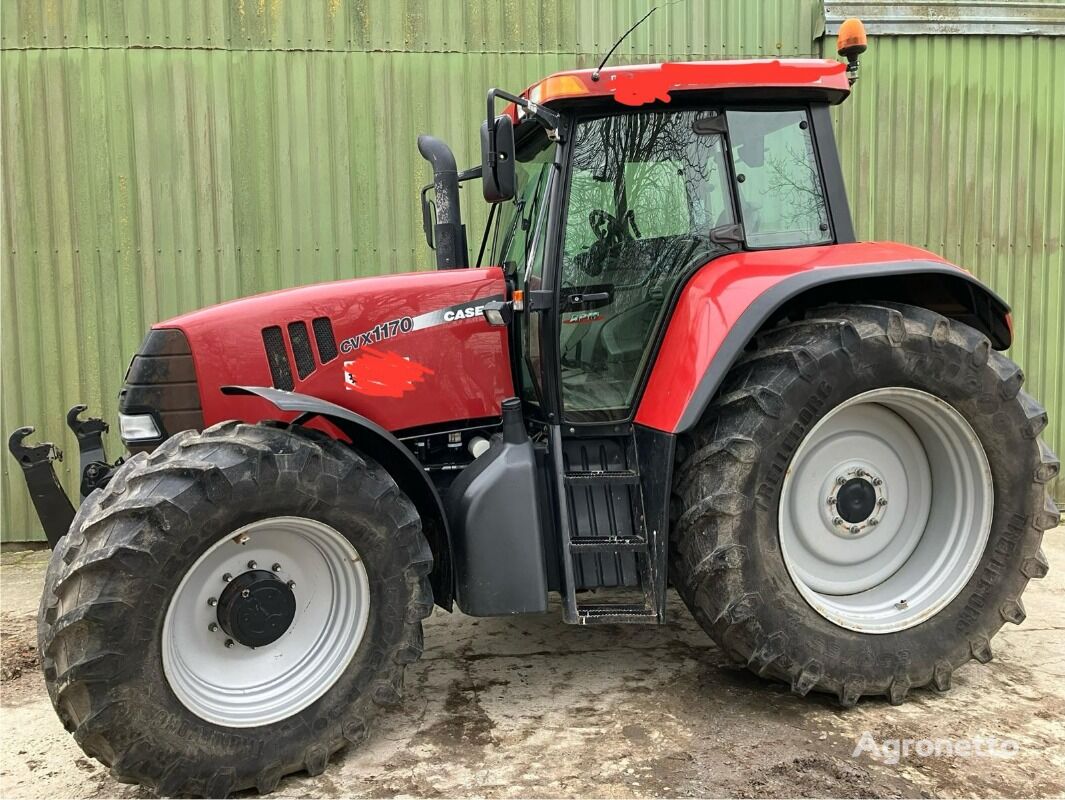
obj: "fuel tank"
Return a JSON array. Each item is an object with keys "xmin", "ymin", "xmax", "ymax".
[{"xmin": 149, "ymin": 267, "xmax": 513, "ymax": 433}]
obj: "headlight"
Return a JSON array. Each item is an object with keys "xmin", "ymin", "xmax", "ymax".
[{"xmin": 119, "ymin": 412, "xmax": 161, "ymax": 441}]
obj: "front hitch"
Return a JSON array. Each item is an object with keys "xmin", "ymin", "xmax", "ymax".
[
  {"xmin": 67, "ymin": 404, "xmax": 119, "ymax": 498},
  {"xmin": 7, "ymin": 426, "xmax": 76, "ymax": 548},
  {"xmin": 7, "ymin": 404, "xmax": 124, "ymax": 548}
]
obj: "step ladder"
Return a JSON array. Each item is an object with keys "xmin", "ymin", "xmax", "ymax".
[{"xmin": 551, "ymin": 427, "xmax": 670, "ymax": 625}]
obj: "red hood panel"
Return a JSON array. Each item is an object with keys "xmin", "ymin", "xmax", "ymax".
[{"xmin": 158, "ymin": 267, "xmax": 514, "ymax": 432}]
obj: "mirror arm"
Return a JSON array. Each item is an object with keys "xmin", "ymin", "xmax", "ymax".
[
  {"xmin": 486, "ymin": 88, "xmax": 563, "ymax": 155},
  {"xmin": 458, "ymin": 165, "xmax": 482, "ymax": 182}
]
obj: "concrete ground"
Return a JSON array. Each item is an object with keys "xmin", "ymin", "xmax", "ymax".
[{"xmin": 1, "ymin": 530, "xmax": 1063, "ymax": 799}]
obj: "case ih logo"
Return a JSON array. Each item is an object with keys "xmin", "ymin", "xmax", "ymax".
[{"xmin": 338, "ymin": 295, "xmax": 503, "ymax": 354}]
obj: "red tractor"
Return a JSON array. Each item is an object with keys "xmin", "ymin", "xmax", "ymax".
[{"xmin": 9, "ymin": 23, "xmax": 1059, "ymax": 797}]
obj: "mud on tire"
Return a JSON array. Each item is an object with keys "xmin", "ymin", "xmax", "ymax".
[
  {"xmin": 670, "ymin": 302, "xmax": 1059, "ymax": 705},
  {"xmin": 38, "ymin": 421, "xmax": 433, "ymax": 796}
]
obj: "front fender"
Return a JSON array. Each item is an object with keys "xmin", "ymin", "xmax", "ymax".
[
  {"xmin": 221, "ymin": 385, "xmax": 454, "ymax": 609},
  {"xmin": 635, "ymin": 242, "xmax": 1011, "ymax": 434}
]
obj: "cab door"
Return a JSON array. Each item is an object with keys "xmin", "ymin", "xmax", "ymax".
[{"xmin": 555, "ymin": 109, "xmax": 738, "ymax": 422}]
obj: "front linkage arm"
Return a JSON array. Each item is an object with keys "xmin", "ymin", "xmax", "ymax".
[{"xmin": 7, "ymin": 405, "xmax": 123, "ymax": 548}]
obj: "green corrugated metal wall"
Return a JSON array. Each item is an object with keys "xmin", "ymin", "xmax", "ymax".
[{"xmin": 1, "ymin": 1, "xmax": 1061, "ymax": 541}]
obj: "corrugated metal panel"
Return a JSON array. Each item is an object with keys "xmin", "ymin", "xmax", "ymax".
[
  {"xmin": 0, "ymin": 0, "xmax": 825, "ymax": 541},
  {"xmin": 825, "ymin": 2, "xmax": 1065, "ymax": 36},
  {"xmin": 2, "ymin": 3, "xmax": 1062, "ymax": 540},
  {"xmin": 1, "ymin": 0, "xmax": 824, "ymax": 55},
  {"xmin": 829, "ymin": 34, "xmax": 1064, "ymax": 503},
  {"xmin": 0, "ymin": 47, "xmax": 563, "ymax": 541}
]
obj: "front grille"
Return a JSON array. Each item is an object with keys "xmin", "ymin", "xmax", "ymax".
[
  {"xmin": 287, "ymin": 321, "xmax": 316, "ymax": 380},
  {"xmin": 262, "ymin": 326, "xmax": 294, "ymax": 390},
  {"xmin": 119, "ymin": 328, "xmax": 205, "ymax": 453},
  {"xmin": 313, "ymin": 316, "xmax": 338, "ymax": 362}
]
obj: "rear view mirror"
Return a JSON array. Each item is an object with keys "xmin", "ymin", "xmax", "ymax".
[{"xmin": 481, "ymin": 115, "xmax": 516, "ymax": 203}]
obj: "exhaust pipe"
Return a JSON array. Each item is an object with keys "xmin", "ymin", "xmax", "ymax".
[{"xmin": 417, "ymin": 135, "xmax": 469, "ymax": 269}]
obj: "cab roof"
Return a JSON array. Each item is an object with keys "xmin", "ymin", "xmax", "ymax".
[{"xmin": 521, "ymin": 58, "xmax": 851, "ymax": 109}]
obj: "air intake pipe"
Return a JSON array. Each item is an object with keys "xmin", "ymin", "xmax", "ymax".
[{"xmin": 417, "ymin": 135, "xmax": 469, "ymax": 269}]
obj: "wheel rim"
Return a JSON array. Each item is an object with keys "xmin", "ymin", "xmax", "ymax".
[
  {"xmin": 162, "ymin": 516, "xmax": 370, "ymax": 727},
  {"xmin": 778, "ymin": 388, "xmax": 993, "ymax": 634}
]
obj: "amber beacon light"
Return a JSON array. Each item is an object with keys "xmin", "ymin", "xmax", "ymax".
[{"xmin": 836, "ymin": 17, "xmax": 868, "ymax": 85}]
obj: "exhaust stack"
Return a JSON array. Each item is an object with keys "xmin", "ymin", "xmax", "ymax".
[{"xmin": 417, "ymin": 135, "xmax": 469, "ymax": 269}]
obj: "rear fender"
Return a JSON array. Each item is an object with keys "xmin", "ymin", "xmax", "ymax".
[
  {"xmin": 635, "ymin": 254, "xmax": 1011, "ymax": 434},
  {"xmin": 222, "ymin": 385, "xmax": 454, "ymax": 609}
]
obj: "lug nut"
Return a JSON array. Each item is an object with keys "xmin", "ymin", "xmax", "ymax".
[
  {"xmin": 850, "ymin": 525, "xmax": 861, "ymax": 535},
  {"xmin": 855, "ymin": 468, "xmax": 865, "ymax": 477},
  {"xmin": 836, "ymin": 476, "xmax": 846, "ymax": 485},
  {"xmin": 873, "ymin": 478, "xmax": 883, "ymax": 486},
  {"xmin": 208, "ymin": 622, "xmax": 218, "ymax": 632},
  {"xmin": 247, "ymin": 560, "xmax": 257, "ymax": 569},
  {"xmin": 827, "ymin": 497, "xmax": 836, "ymax": 505},
  {"xmin": 272, "ymin": 563, "xmax": 282, "ymax": 573},
  {"xmin": 224, "ymin": 638, "xmax": 235, "ymax": 648},
  {"xmin": 833, "ymin": 517, "xmax": 843, "ymax": 525},
  {"xmin": 878, "ymin": 498, "xmax": 888, "ymax": 507},
  {"xmin": 222, "ymin": 572, "xmax": 233, "ymax": 582},
  {"xmin": 207, "ymin": 597, "xmax": 218, "ymax": 607},
  {"xmin": 241, "ymin": 588, "xmax": 251, "ymax": 598},
  {"xmin": 869, "ymin": 518, "xmax": 879, "ymax": 526},
  {"xmin": 287, "ymin": 580, "xmax": 296, "ymax": 589}
]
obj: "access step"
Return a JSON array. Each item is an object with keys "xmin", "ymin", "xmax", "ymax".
[
  {"xmin": 575, "ymin": 603, "xmax": 658, "ymax": 625},
  {"xmin": 563, "ymin": 470, "xmax": 640, "ymax": 485},
  {"xmin": 569, "ymin": 536, "xmax": 646, "ymax": 552}
]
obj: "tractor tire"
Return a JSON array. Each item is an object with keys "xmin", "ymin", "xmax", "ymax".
[
  {"xmin": 38, "ymin": 421, "xmax": 433, "ymax": 796},
  {"xmin": 671, "ymin": 302, "xmax": 1059, "ymax": 706}
]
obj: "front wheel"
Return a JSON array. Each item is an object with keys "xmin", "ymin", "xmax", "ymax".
[
  {"xmin": 671, "ymin": 303, "xmax": 1059, "ymax": 705},
  {"xmin": 38, "ymin": 421, "xmax": 433, "ymax": 796}
]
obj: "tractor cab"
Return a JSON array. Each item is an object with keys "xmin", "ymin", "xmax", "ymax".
[{"xmin": 416, "ymin": 59, "xmax": 859, "ymax": 623}]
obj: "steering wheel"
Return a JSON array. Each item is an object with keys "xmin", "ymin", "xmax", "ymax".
[
  {"xmin": 589, "ymin": 209, "xmax": 639, "ymax": 244},
  {"xmin": 578, "ymin": 209, "xmax": 639, "ymax": 277}
]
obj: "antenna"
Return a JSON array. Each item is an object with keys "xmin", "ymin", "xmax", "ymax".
[{"xmin": 591, "ymin": 6, "xmax": 658, "ymax": 82}]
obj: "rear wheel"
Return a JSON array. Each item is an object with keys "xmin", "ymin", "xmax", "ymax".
[
  {"xmin": 38, "ymin": 421, "xmax": 433, "ymax": 796},
  {"xmin": 671, "ymin": 303, "xmax": 1059, "ymax": 705}
]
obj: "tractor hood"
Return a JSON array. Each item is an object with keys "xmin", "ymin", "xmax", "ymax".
[{"xmin": 126, "ymin": 267, "xmax": 514, "ymax": 441}]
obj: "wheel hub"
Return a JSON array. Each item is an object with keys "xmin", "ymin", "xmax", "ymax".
[
  {"xmin": 216, "ymin": 569, "xmax": 296, "ymax": 648},
  {"xmin": 823, "ymin": 464, "xmax": 888, "ymax": 538},
  {"xmin": 836, "ymin": 477, "xmax": 876, "ymax": 523}
]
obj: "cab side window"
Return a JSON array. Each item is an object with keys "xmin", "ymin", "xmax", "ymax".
[{"xmin": 726, "ymin": 109, "xmax": 831, "ymax": 248}]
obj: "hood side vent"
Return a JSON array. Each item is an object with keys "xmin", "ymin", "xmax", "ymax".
[
  {"xmin": 313, "ymin": 316, "xmax": 338, "ymax": 363},
  {"xmin": 287, "ymin": 321, "xmax": 316, "ymax": 380},
  {"xmin": 262, "ymin": 326, "xmax": 294, "ymax": 391}
]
